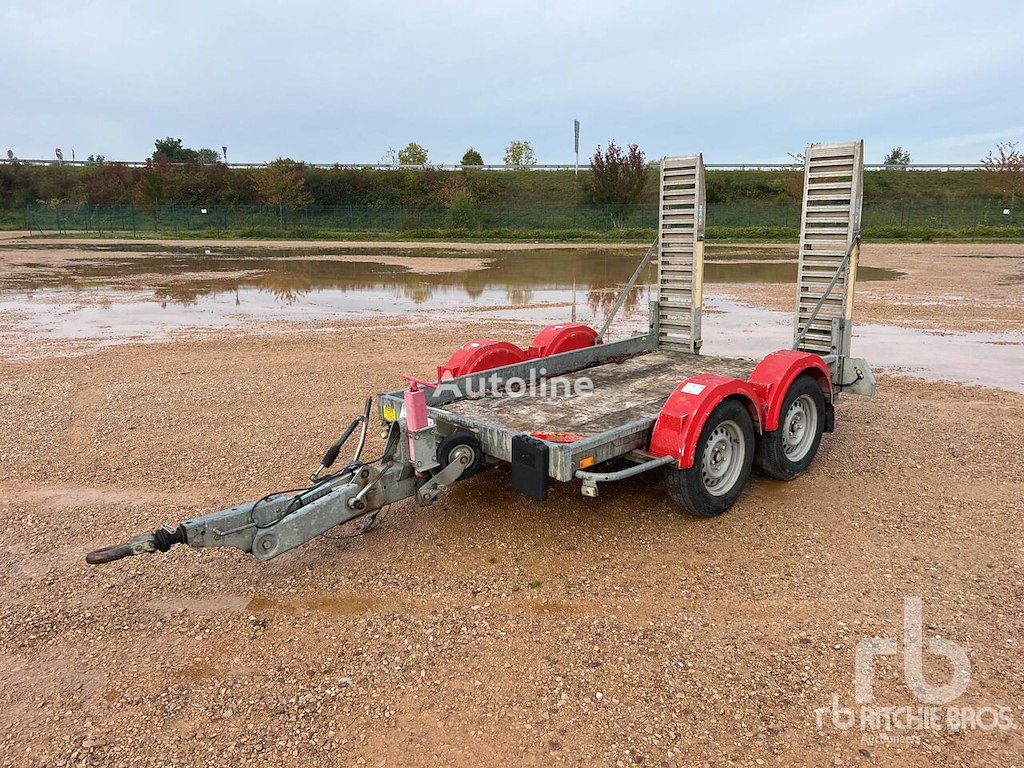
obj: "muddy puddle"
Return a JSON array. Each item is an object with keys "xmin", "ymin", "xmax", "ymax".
[
  {"xmin": 701, "ymin": 296, "xmax": 1024, "ymax": 393},
  {"xmin": 0, "ymin": 243, "xmax": 898, "ymax": 336},
  {"xmin": 1, "ymin": 243, "xmax": 1019, "ymax": 392}
]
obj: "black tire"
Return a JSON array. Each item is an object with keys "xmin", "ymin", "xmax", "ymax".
[
  {"xmin": 754, "ymin": 374, "xmax": 826, "ymax": 480},
  {"xmin": 664, "ymin": 398, "xmax": 755, "ymax": 517},
  {"xmin": 435, "ymin": 432, "xmax": 485, "ymax": 480}
]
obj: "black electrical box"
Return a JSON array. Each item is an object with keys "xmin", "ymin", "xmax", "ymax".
[{"xmin": 511, "ymin": 435, "xmax": 549, "ymax": 501}]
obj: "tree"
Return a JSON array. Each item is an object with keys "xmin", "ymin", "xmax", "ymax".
[
  {"xmin": 503, "ymin": 140, "xmax": 535, "ymax": 168},
  {"xmin": 981, "ymin": 141, "xmax": 1024, "ymax": 205},
  {"xmin": 152, "ymin": 137, "xmax": 196, "ymax": 163},
  {"xmin": 461, "ymin": 147, "xmax": 483, "ymax": 167},
  {"xmin": 37, "ymin": 197, "xmax": 68, "ymax": 234},
  {"xmin": 85, "ymin": 155, "xmax": 106, "ymax": 165},
  {"xmin": 589, "ymin": 141, "xmax": 648, "ymax": 211},
  {"xmin": 151, "ymin": 137, "xmax": 221, "ymax": 164},
  {"xmin": 883, "ymin": 146, "xmax": 911, "ymax": 169},
  {"xmin": 444, "ymin": 189, "xmax": 478, "ymax": 230},
  {"xmin": 397, "ymin": 142, "xmax": 428, "ymax": 166},
  {"xmin": 84, "ymin": 162, "xmax": 134, "ymax": 204},
  {"xmin": 195, "ymin": 148, "xmax": 221, "ymax": 164},
  {"xmin": 253, "ymin": 158, "xmax": 313, "ymax": 228},
  {"xmin": 136, "ymin": 164, "xmax": 169, "ymax": 231}
]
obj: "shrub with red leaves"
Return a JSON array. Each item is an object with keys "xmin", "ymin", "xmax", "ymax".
[{"xmin": 589, "ymin": 141, "xmax": 648, "ymax": 206}]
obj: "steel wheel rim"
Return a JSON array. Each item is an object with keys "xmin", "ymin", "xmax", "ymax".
[
  {"xmin": 700, "ymin": 419, "xmax": 745, "ymax": 497},
  {"xmin": 449, "ymin": 445, "xmax": 476, "ymax": 473},
  {"xmin": 782, "ymin": 394, "xmax": 817, "ymax": 462}
]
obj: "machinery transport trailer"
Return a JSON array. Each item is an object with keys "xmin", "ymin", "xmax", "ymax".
[{"xmin": 87, "ymin": 140, "xmax": 876, "ymax": 565}]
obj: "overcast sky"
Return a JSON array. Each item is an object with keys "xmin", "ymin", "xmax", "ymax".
[{"xmin": 2, "ymin": 1, "xmax": 1022, "ymax": 165}]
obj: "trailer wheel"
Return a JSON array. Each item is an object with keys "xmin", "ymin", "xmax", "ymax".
[
  {"xmin": 435, "ymin": 432, "xmax": 485, "ymax": 480},
  {"xmin": 754, "ymin": 374, "xmax": 825, "ymax": 480},
  {"xmin": 664, "ymin": 399, "xmax": 754, "ymax": 517}
]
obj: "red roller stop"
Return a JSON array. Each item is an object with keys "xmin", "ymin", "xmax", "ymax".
[
  {"xmin": 437, "ymin": 339, "xmax": 529, "ymax": 380},
  {"xmin": 528, "ymin": 323, "xmax": 599, "ymax": 358}
]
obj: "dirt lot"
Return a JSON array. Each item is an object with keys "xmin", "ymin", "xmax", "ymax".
[{"xmin": 0, "ymin": 240, "xmax": 1022, "ymax": 767}]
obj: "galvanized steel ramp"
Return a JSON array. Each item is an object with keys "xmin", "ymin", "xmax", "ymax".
[
  {"xmin": 793, "ymin": 140, "xmax": 864, "ymax": 357},
  {"xmin": 657, "ymin": 154, "xmax": 706, "ymax": 353}
]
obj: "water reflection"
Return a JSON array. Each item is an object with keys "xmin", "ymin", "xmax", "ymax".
[
  {"xmin": 2, "ymin": 244, "xmax": 1017, "ymax": 394},
  {"xmin": 0, "ymin": 245, "xmax": 902, "ymax": 345},
  {"xmin": 1, "ymin": 245, "xmax": 900, "ymax": 311},
  {"xmin": 588, "ymin": 284, "xmax": 645, "ymax": 316}
]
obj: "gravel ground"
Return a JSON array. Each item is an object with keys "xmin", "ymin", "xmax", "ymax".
[{"xmin": 1, "ymin": 243, "xmax": 1023, "ymax": 767}]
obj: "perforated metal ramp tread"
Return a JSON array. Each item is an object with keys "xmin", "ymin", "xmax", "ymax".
[
  {"xmin": 657, "ymin": 154, "xmax": 706, "ymax": 354},
  {"xmin": 794, "ymin": 140, "xmax": 864, "ymax": 356}
]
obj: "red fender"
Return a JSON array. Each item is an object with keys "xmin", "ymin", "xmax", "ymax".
[
  {"xmin": 528, "ymin": 323, "xmax": 599, "ymax": 358},
  {"xmin": 747, "ymin": 350, "xmax": 832, "ymax": 432},
  {"xmin": 649, "ymin": 374, "xmax": 763, "ymax": 469},
  {"xmin": 437, "ymin": 339, "xmax": 529, "ymax": 380}
]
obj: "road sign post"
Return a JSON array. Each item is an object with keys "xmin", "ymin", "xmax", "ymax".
[{"xmin": 574, "ymin": 119, "xmax": 580, "ymax": 178}]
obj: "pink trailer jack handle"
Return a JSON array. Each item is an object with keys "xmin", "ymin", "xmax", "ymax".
[{"xmin": 402, "ymin": 376, "xmax": 435, "ymax": 476}]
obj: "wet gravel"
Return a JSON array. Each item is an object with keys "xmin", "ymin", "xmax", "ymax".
[{"xmin": 1, "ymin": 269, "xmax": 1023, "ymax": 766}]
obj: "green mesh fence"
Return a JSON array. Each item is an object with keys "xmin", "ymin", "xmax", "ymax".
[{"xmin": 22, "ymin": 200, "xmax": 1021, "ymax": 238}]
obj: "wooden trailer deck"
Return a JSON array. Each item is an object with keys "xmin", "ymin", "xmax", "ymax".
[{"xmin": 439, "ymin": 350, "xmax": 757, "ymax": 439}]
